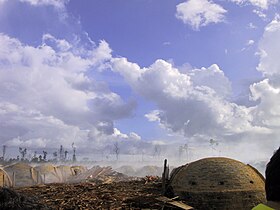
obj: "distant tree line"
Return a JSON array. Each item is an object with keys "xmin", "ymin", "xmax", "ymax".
[{"xmin": 0, "ymin": 143, "xmax": 77, "ymax": 164}]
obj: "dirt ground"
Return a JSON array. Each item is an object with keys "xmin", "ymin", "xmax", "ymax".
[{"xmin": 11, "ymin": 178, "xmax": 171, "ymax": 209}]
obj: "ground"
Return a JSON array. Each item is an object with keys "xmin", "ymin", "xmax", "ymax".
[{"xmin": 1, "ymin": 178, "xmax": 180, "ymax": 209}]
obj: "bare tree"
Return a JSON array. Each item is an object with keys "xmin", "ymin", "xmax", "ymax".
[
  {"xmin": 183, "ymin": 143, "xmax": 189, "ymax": 161},
  {"xmin": 19, "ymin": 147, "xmax": 27, "ymax": 161},
  {"xmin": 209, "ymin": 138, "xmax": 219, "ymax": 155},
  {"xmin": 33, "ymin": 151, "xmax": 37, "ymax": 159},
  {"xmin": 59, "ymin": 145, "xmax": 64, "ymax": 161},
  {"xmin": 178, "ymin": 145, "xmax": 183, "ymax": 161},
  {"xmin": 153, "ymin": 144, "xmax": 161, "ymax": 158},
  {"xmin": 178, "ymin": 144, "xmax": 190, "ymax": 161},
  {"xmin": 53, "ymin": 151, "xmax": 58, "ymax": 161},
  {"xmin": 113, "ymin": 142, "xmax": 120, "ymax": 161},
  {"xmin": 72, "ymin": 142, "xmax": 76, "ymax": 162},
  {"xmin": 2, "ymin": 145, "xmax": 6, "ymax": 160},
  {"xmin": 43, "ymin": 151, "xmax": 47, "ymax": 161},
  {"xmin": 32, "ymin": 151, "xmax": 38, "ymax": 162},
  {"xmin": 64, "ymin": 150, "xmax": 68, "ymax": 161},
  {"xmin": 141, "ymin": 149, "xmax": 145, "ymax": 162}
]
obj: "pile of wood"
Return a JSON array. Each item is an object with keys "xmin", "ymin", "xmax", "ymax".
[
  {"xmin": 15, "ymin": 178, "xmax": 192, "ymax": 209},
  {"xmin": 68, "ymin": 166, "xmax": 133, "ymax": 184},
  {"xmin": 16, "ymin": 180, "xmax": 159, "ymax": 209},
  {"xmin": 0, "ymin": 187, "xmax": 48, "ymax": 209}
]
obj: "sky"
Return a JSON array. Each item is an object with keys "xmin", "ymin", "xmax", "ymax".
[{"xmin": 0, "ymin": 0, "xmax": 280, "ymax": 164}]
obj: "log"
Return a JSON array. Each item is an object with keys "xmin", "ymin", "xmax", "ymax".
[{"xmin": 156, "ymin": 196, "xmax": 194, "ymax": 210}]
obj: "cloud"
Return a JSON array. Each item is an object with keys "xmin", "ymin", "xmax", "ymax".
[
  {"xmin": 231, "ymin": 0, "xmax": 278, "ymax": 9},
  {"xmin": 0, "ymin": 101, "xmax": 142, "ymax": 154},
  {"xmin": 111, "ymin": 58, "xmax": 266, "ymax": 140},
  {"xmin": 0, "ymin": 33, "xmax": 136, "ymax": 150},
  {"xmin": 0, "ymin": 102, "xmax": 83, "ymax": 147},
  {"xmin": 248, "ymin": 22, "xmax": 257, "ymax": 29},
  {"xmin": 249, "ymin": 16, "xmax": 280, "ymax": 131},
  {"xmin": 253, "ymin": 9, "xmax": 267, "ymax": 19},
  {"xmin": 241, "ymin": 39, "xmax": 255, "ymax": 51},
  {"xmin": 175, "ymin": 0, "xmax": 227, "ymax": 30},
  {"xmin": 110, "ymin": 51, "xmax": 280, "ymax": 163},
  {"xmin": 19, "ymin": 0, "xmax": 68, "ymax": 10},
  {"xmin": 250, "ymin": 79, "xmax": 280, "ymax": 128},
  {"xmin": 247, "ymin": 39, "xmax": 255, "ymax": 46},
  {"xmin": 257, "ymin": 16, "xmax": 280, "ymax": 77},
  {"xmin": 163, "ymin": 41, "xmax": 171, "ymax": 46}
]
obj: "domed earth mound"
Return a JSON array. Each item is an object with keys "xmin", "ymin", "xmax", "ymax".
[{"xmin": 168, "ymin": 157, "xmax": 265, "ymax": 210}]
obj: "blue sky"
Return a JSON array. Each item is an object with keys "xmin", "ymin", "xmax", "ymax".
[{"xmin": 1, "ymin": 0, "xmax": 280, "ymax": 162}]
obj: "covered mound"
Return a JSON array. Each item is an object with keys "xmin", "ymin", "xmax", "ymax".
[
  {"xmin": 116, "ymin": 165, "xmax": 163, "ymax": 177},
  {"xmin": 0, "ymin": 168, "xmax": 12, "ymax": 187},
  {"xmin": 136, "ymin": 166, "xmax": 162, "ymax": 177},
  {"xmin": 56, "ymin": 165, "xmax": 73, "ymax": 182},
  {"xmin": 115, "ymin": 165, "xmax": 136, "ymax": 177},
  {"xmin": 70, "ymin": 165, "xmax": 87, "ymax": 176},
  {"xmin": 168, "ymin": 157, "xmax": 266, "ymax": 210},
  {"xmin": 4, "ymin": 163, "xmax": 41, "ymax": 187},
  {"xmin": 68, "ymin": 166, "xmax": 129, "ymax": 184},
  {"xmin": 34, "ymin": 164, "xmax": 60, "ymax": 184}
]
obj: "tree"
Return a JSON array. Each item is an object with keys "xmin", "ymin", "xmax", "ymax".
[
  {"xmin": 183, "ymin": 143, "xmax": 189, "ymax": 161},
  {"xmin": 53, "ymin": 151, "xmax": 58, "ymax": 161},
  {"xmin": 72, "ymin": 142, "xmax": 76, "ymax": 162},
  {"xmin": 153, "ymin": 144, "xmax": 161, "ymax": 158},
  {"xmin": 19, "ymin": 147, "xmax": 27, "ymax": 161},
  {"xmin": 2, "ymin": 145, "xmax": 6, "ymax": 160},
  {"xmin": 43, "ymin": 151, "xmax": 47, "ymax": 161},
  {"xmin": 178, "ymin": 145, "xmax": 183, "ymax": 160},
  {"xmin": 178, "ymin": 144, "xmax": 190, "ymax": 161},
  {"xmin": 32, "ymin": 151, "xmax": 38, "ymax": 162},
  {"xmin": 59, "ymin": 145, "xmax": 64, "ymax": 161},
  {"xmin": 113, "ymin": 142, "xmax": 120, "ymax": 161},
  {"xmin": 64, "ymin": 150, "xmax": 68, "ymax": 161},
  {"xmin": 209, "ymin": 138, "xmax": 219, "ymax": 155},
  {"xmin": 141, "ymin": 149, "xmax": 145, "ymax": 162}
]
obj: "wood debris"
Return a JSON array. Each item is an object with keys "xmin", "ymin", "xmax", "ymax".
[
  {"xmin": 14, "ymin": 179, "xmax": 190, "ymax": 209},
  {"xmin": 156, "ymin": 196, "xmax": 194, "ymax": 210}
]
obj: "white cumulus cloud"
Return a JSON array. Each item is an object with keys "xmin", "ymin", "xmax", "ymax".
[
  {"xmin": 249, "ymin": 16, "xmax": 280, "ymax": 131},
  {"xmin": 111, "ymin": 58, "xmax": 264, "ymax": 139},
  {"xmin": 231, "ymin": 0, "xmax": 278, "ymax": 9},
  {"xmin": 176, "ymin": 0, "xmax": 227, "ymax": 30},
  {"xmin": 257, "ymin": 16, "xmax": 280, "ymax": 77},
  {"xmin": 0, "ymin": 33, "xmax": 136, "ymax": 150},
  {"xmin": 19, "ymin": 0, "xmax": 68, "ymax": 9}
]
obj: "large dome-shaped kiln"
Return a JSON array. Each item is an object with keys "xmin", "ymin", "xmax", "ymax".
[{"xmin": 167, "ymin": 157, "xmax": 265, "ymax": 210}]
